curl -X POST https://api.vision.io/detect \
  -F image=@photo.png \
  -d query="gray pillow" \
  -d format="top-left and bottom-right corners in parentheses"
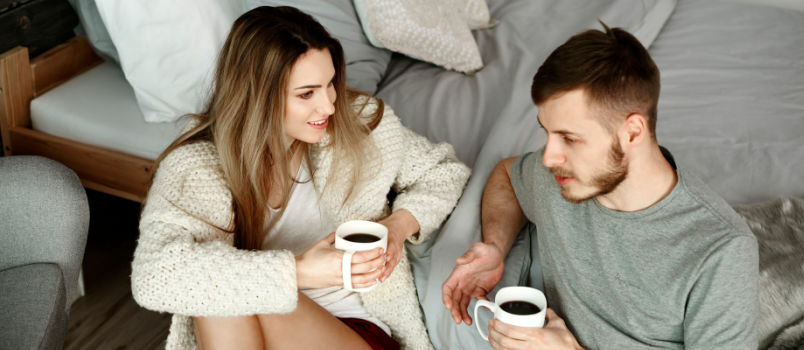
top-left (244, 0), bottom-right (392, 95)
top-left (67, 0), bottom-right (119, 64)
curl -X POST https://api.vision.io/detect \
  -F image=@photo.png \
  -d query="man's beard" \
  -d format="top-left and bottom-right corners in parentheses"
top-left (550, 139), bottom-right (628, 203)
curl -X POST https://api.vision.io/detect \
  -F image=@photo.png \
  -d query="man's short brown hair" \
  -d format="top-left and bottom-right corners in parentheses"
top-left (531, 22), bottom-right (660, 137)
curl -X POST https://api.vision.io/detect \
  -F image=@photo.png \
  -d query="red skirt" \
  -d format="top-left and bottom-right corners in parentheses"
top-left (338, 317), bottom-right (400, 350)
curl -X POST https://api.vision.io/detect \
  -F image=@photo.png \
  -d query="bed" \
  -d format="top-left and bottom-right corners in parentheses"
top-left (1, 0), bottom-right (802, 348)
top-left (388, 1), bottom-right (804, 348)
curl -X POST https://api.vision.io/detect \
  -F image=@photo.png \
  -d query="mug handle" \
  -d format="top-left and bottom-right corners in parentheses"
top-left (474, 300), bottom-right (496, 341)
top-left (342, 250), bottom-right (354, 291)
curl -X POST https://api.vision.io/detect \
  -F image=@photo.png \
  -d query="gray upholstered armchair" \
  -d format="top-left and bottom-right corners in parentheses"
top-left (0, 156), bottom-right (89, 350)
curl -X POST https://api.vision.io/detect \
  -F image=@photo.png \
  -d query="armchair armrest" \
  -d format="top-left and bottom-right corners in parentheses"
top-left (0, 155), bottom-right (89, 309)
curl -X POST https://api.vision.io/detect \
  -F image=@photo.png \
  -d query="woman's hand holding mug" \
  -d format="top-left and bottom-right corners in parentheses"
top-left (334, 220), bottom-right (389, 292)
top-left (295, 232), bottom-right (385, 290)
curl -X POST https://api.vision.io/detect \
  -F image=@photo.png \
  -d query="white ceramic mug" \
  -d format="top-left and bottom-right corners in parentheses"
top-left (334, 220), bottom-right (388, 292)
top-left (474, 286), bottom-right (547, 341)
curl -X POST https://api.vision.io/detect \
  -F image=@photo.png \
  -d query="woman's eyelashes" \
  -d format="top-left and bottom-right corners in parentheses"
top-left (297, 80), bottom-right (334, 100)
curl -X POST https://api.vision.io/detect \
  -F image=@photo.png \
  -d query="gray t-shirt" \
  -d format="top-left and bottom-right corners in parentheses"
top-left (510, 148), bottom-right (759, 349)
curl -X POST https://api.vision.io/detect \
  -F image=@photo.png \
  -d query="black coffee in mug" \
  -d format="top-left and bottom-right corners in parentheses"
top-left (343, 233), bottom-right (381, 243)
top-left (500, 301), bottom-right (541, 315)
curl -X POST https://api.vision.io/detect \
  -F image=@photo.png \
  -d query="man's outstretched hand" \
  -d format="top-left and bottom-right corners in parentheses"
top-left (442, 242), bottom-right (506, 325)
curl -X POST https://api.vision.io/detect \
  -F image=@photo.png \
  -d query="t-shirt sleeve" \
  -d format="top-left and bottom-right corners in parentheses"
top-left (683, 235), bottom-right (759, 349)
top-left (510, 151), bottom-right (542, 223)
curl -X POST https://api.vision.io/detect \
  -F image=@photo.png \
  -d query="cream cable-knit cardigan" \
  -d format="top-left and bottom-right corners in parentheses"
top-left (131, 100), bottom-right (470, 349)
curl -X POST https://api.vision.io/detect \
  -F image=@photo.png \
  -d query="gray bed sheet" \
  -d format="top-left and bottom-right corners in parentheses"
top-left (650, 0), bottom-right (804, 205)
top-left (379, 0), bottom-right (804, 349)
top-left (376, 0), bottom-right (675, 168)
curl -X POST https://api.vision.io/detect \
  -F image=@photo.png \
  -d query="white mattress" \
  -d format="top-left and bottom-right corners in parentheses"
top-left (30, 62), bottom-right (186, 160)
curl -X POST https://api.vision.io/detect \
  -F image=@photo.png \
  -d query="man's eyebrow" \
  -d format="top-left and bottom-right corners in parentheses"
top-left (554, 130), bottom-right (579, 137)
top-left (536, 114), bottom-right (580, 136)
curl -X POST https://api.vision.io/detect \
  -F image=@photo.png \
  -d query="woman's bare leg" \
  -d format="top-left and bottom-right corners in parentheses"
top-left (194, 315), bottom-right (264, 350)
top-left (257, 292), bottom-right (372, 349)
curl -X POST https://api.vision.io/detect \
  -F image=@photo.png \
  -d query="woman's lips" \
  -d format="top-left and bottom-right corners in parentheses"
top-left (307, 118), bottom-right (328, 129)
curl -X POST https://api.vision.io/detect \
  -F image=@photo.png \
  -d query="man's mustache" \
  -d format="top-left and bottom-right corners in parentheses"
top-left (549, 167), bottom-right (574, 178)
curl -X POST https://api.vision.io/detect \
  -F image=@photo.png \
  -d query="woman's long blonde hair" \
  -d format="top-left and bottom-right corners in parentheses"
top-left (151, 6), bottom-right (383, 249)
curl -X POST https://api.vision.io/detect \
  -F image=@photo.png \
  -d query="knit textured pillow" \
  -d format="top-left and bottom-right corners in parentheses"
top-left (354, 0), bottom-right (493, 73)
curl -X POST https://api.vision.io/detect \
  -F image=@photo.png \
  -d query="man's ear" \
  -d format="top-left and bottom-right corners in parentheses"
top-left (623, 113), bottom-right (648, 145)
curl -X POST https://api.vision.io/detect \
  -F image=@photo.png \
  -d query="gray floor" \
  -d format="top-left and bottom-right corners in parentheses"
top-left (64, 190), bottom-right (170, 349)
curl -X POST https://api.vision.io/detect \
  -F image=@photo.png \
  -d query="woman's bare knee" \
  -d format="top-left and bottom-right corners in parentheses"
top-left (257, 293), bottom-right (371, 350)
top-left (194, 315), bottom-right (264, 350)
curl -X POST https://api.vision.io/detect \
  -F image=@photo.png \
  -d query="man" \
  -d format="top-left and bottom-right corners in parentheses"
top-left (442, 24), bottom-right (759, 349)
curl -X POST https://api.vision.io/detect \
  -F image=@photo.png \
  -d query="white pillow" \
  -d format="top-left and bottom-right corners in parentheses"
top-left (94, 0), bottom-right (243, 123)
top-left (354, 0), bottom-right (493, 73)
top-left (68, 0), bottom-right (119, 64)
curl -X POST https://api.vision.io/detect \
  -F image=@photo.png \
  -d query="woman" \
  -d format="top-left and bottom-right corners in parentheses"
top-left (131, 6), bottom-right (470, 350)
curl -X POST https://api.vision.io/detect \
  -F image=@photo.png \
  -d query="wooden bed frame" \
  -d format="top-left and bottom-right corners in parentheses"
top-left (0, 36), bottom-right (153, 202)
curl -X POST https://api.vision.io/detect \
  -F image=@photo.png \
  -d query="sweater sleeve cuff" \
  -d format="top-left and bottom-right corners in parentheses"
top-left (261, 250), bottom-right (299, 314)
top-left (393, 200), bottom-right (438, 245)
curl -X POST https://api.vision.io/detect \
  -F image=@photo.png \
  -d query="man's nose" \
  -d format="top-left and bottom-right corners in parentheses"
top-left (542, 138), bottom-right (565, 168)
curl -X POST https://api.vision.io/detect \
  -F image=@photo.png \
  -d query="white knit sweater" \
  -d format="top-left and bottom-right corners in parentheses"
top-left (131, 101), bottom-right (470, 349)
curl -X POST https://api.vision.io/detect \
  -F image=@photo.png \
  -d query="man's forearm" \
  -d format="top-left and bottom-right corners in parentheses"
top-left (481, 157), bottom-right (529, 256)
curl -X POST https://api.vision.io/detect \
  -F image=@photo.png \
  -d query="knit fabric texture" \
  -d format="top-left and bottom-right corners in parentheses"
top-left (354, 0), bottom-right (493, 73)
top-left (131, 99), bottom-right (470, 350)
